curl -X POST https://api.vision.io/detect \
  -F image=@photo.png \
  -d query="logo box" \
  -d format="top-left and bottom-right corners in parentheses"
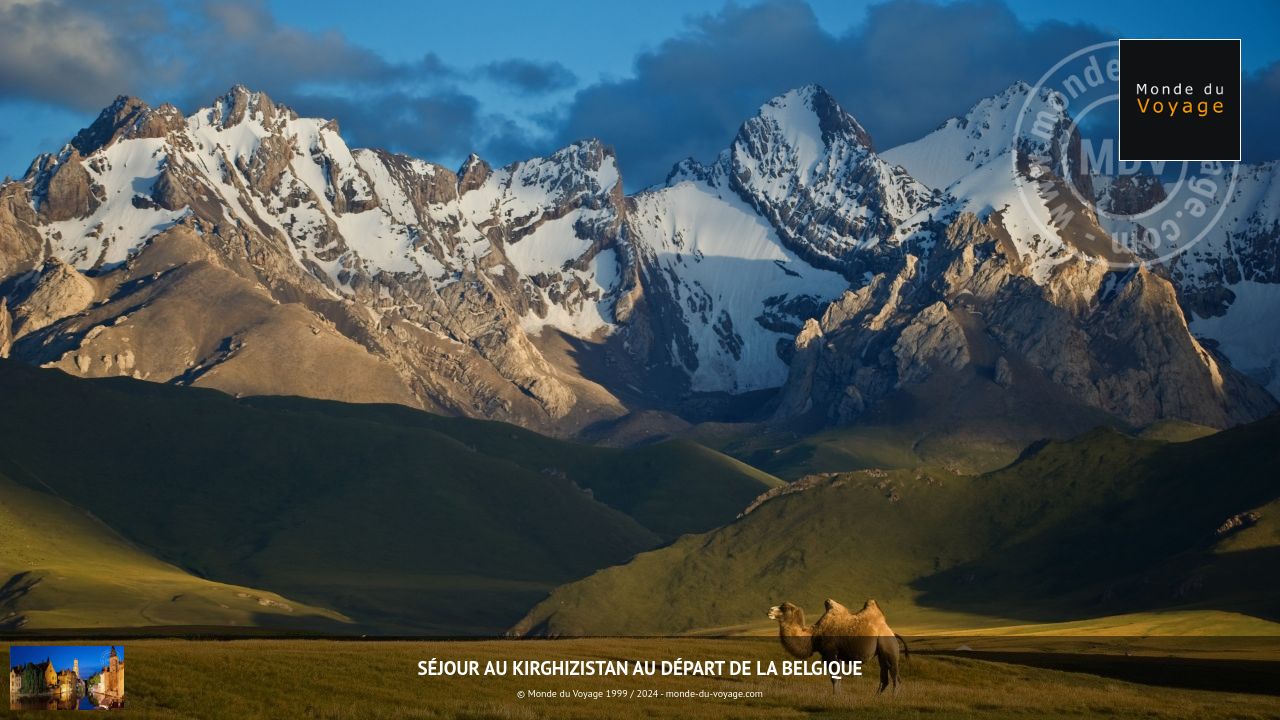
top-left (1119, 39), bottom-right (1241, 161)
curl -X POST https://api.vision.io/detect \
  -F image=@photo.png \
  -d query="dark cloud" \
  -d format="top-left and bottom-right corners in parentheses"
top-left (404, 53), bottom-right (462, 81)
top-left (289, 90), bottom-right (482, 164)
top-left (0, 0), bottom-right (498, 166)
top-left (480, 116), bottom-right (553, 166)
top-left (557, 0), bottom-right (1114, 184)
top-left (479, 59), bottom-right (577, 95)
top-left (3, 0), bottom-right (1275, 183)
top-left (0, 0), bottom-right (410, 110)
top-left (1243, 61), bottom-right (1280, 163)
top-left (0, 0), bottom-right (148, 110)
top-left (174, 0), bottom-right (402, 106)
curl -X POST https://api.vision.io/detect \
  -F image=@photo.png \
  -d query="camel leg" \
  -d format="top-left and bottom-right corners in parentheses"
top-left (830, 675), bottom-right (840, 694)
top-left (876, 635), bottom-right (901, 695)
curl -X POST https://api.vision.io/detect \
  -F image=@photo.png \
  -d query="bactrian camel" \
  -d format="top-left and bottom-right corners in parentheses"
top-left (767, 598), bottom-right (907, 693)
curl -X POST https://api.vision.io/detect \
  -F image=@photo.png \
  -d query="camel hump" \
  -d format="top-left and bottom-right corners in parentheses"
top-left (859, 599), bottom-right (886, 621)
top-left (824, 598), bottom-right (837, 611)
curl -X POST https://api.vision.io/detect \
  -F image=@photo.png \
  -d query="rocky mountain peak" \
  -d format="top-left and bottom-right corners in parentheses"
top-left (774, 208), bottom-right (1275, 432)
top-left (726, 85), bottom-right (932, 273)
top-left (68, 95), bottom-right (185, 157)
top-left (733, 85), bottom-right (871, 182)
top-left (982, 80), bottom-right (1070, 128)
top-left (70, 96), bottom-right (148, 154)
top-left (457, 153), bottom-right (491, 194)
top-left (205, 85), bottom-right (286, 130)
top-left (663, 157), bottom-right (705, 185)
top-left (754, 85), bottom-right (872, 146)
top-left (800, 83), bottom-right (874, 149)
top-left (506, 139), bottom-right (622, 206)
top-left (548, 139), bottom-right (617, 179)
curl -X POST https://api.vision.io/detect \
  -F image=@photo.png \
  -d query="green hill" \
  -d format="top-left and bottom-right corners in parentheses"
top-left (513, 415), bottom-right (1280, 636)
top-left (0, 469), bottom-right (348, 631)
top-left (238, 397), bottom-right (782, 540)
top-left (0, 361), bottom-right (778, 633)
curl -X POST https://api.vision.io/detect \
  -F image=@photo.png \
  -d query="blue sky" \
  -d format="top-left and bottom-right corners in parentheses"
top-left (1, 0), bottom-right (1277, 185)
top-left (10, 645), bottom-right (123, 677)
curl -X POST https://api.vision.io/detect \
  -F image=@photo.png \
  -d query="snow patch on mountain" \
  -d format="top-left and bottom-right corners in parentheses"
top-left (45, 138), bottom-right (187, 268)
top-left (883, 81), bottom-right (1067, 192)
top-left (504, 210), bottom-right (598, 276)
top-left (943, 153), bottom-right (1075, 282)
top-left (630, 177), bottom-right (848, 392)
top-left (748, 86), bottom-right (827, 188)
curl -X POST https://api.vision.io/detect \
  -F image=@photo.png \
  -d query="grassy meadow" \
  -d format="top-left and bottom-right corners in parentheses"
top-left (4, 638), bottom-right (1279, 719)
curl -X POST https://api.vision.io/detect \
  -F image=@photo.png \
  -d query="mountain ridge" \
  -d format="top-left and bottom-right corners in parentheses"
top-left (0, 82), bottom-right (1275, 446)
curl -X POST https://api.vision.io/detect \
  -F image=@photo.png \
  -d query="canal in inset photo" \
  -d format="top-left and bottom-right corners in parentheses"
top-left (9, 645), bottom-right (125, 711)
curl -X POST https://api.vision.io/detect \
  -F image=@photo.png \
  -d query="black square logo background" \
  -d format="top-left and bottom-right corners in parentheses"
top-left (1119, 39), bottom-right (1240, 161)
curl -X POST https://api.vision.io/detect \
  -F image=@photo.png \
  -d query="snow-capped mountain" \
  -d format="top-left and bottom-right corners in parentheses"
top-left (625, 166), bottom-right (849, 392)
top-left (0, 83), bottom-right (1274, 439)
top-left (882, 81), bottom-right (1280, 402)
top-left (768, 81), bottom-right (1272, 430)
top-left (623, 86), bottom-right (925, 393)
top-left (882, 81), bottom-right (1100, 283)
top-left (2, 88), bottom-right (633, 428)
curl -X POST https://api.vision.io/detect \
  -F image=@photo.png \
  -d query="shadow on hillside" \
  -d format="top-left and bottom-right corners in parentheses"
top-left (911, 544), bottom-right (1280, 626)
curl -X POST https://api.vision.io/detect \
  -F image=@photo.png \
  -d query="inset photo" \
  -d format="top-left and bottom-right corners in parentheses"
top-left (9, 646), bottom-right (125, 711)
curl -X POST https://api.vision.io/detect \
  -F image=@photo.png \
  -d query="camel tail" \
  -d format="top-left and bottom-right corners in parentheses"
top-left (895, 633), bottom-right (910, 661)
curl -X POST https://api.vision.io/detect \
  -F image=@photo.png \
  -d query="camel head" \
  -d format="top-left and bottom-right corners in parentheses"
top-left (768, 602), bottom-right (804, 624)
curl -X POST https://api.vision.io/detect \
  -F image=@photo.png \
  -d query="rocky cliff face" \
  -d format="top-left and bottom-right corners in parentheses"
top-left (0, 297), bottom-right (11, 358)
top-left (9, 258), bottom-right (96, 335)
top-left (880, 81), bottom-right (1280, 411)
top-left (0, 83), bottom-right (1274, 437)
top-left (774, 213), bottom-right (1273, 430)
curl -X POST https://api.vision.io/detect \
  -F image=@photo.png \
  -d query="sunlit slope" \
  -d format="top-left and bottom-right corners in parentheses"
top-left (515, 415), bottom-right (1280, 635)
top-left (0, 470), bottom-right (348, 630)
